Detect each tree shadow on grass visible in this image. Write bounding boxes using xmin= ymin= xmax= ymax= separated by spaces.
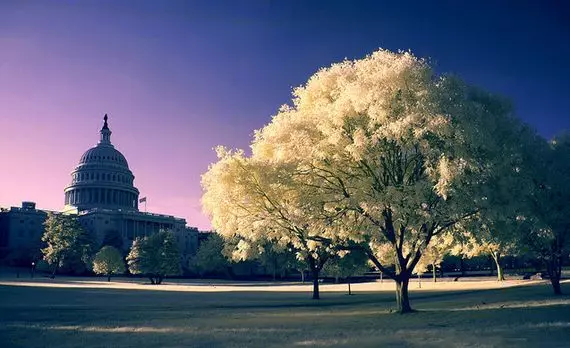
xmin=1 ymin=282 xmax=569 ymax=348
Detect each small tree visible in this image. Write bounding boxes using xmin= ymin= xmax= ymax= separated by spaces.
xmin=93 ymin=246 xmax=125 ymax=281
xmin=417 ymin=233 xmax=455 ymax=282
xmin=126 ymin=230 xmax=181 ymax=284
xmin=41 ymin=213 xmax=95 ymax=277
xmin=256 ymin=243 xmax=301 ymax=281
xmin=189 ymin=233 xmax=231 ymax=277
xmin=323 ymin=250 xmax=369 ymax=295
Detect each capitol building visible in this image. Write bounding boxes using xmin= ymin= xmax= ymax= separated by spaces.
xmin=0 ymin=115 xmax=199 ymax=264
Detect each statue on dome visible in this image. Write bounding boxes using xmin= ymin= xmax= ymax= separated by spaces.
xmin=103 ymin=114 xmax=109 ymax=129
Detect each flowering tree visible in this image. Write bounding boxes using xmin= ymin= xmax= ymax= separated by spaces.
xmin=203 ymin=49 xmax=528 ymax=312
xmin=250 ymin=50 xmax=529 ymax=312
xmin=202 ymin=150 xmax=335 ymax=299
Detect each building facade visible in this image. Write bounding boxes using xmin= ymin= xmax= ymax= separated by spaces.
xmin=0 ymin=202 xmax=52 ymax=261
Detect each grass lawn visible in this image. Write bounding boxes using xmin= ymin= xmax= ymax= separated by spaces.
xmin=0 ymin=276 xmax=568 ymax=347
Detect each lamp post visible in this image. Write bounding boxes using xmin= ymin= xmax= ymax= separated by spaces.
xmin=31 ymin=261 xmax=36 ymax=278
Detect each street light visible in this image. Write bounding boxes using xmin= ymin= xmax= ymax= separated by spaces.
xmin=31 ymin=261 xmax=36 ymax=278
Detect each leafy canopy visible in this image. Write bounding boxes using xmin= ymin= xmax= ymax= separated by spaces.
xmin=189 ymin=233 xmax=231 ymax=276
xmin=202 ymin=49 xmax=531 ymax=310
xmin=93 ymin=246 xmax=125 ymax=278
xmin=126 ymin=230 xmax=181 ymax=284
xmin=41 ymin=213 xmax=95 ymax=274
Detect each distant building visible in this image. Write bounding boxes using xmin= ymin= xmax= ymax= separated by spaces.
xmin=0 ymin=202 xmax=53 ymax=261
xmin=1 ymin=115 xmax=199 ymax=266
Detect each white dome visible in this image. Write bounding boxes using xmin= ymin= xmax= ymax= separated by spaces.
xmin=64 ymin=115 xmax=140 ymax=212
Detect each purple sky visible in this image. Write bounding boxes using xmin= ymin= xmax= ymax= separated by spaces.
xmin=1 ymin=1 xmax=569 ymax=230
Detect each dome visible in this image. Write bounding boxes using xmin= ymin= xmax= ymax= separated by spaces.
xmin=79 ymin=145 xmax=129 ymax=168
xmin=64 ymin=115 xmax=140 ymax=212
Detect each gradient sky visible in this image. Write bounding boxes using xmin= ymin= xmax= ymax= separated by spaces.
xmin=1 ymin=0 xmax=569 ymax=230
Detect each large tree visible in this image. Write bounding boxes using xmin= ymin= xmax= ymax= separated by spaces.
xmin=214 ymin=49 xmax=529 ymax=313
xmin=126 ymin=230 xmax=181 ymax=284
xmin=41 ymin=213 xmax=95 ymax=277
xmin=93 ymin=246 xmax=125 ymax=282
xmin=520 ymin=134 xmax=570 ymax=295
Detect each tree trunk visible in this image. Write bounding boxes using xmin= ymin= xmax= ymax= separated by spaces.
xmin=460 ymin=258 xmax=466 ymax=277
xmin=347 ymin=277 xmax=352 ymax=295
xmin=395 ymin=276 xmax=413 ymax=314
xmin=51 ymin=258 xmax=59 ymax=279
xmin=432 ymin=265 xmax=437 ymax=283
xmin=300 ymin=270 xmax=305 ymax=283
xmin=547 ymin=258 xmax=563 ymax=295
xmin=550 ymin=276 xmax=562 ymax=295
xmin=491 ymin=252 xmax=505 ymax=281
xmin=272 ymin=258 xmax=277 ymax=281
xmin=107 ymin=274 xmax=111 ymax=282
xmin=311 ymin=269 xmax=320 ymax=300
